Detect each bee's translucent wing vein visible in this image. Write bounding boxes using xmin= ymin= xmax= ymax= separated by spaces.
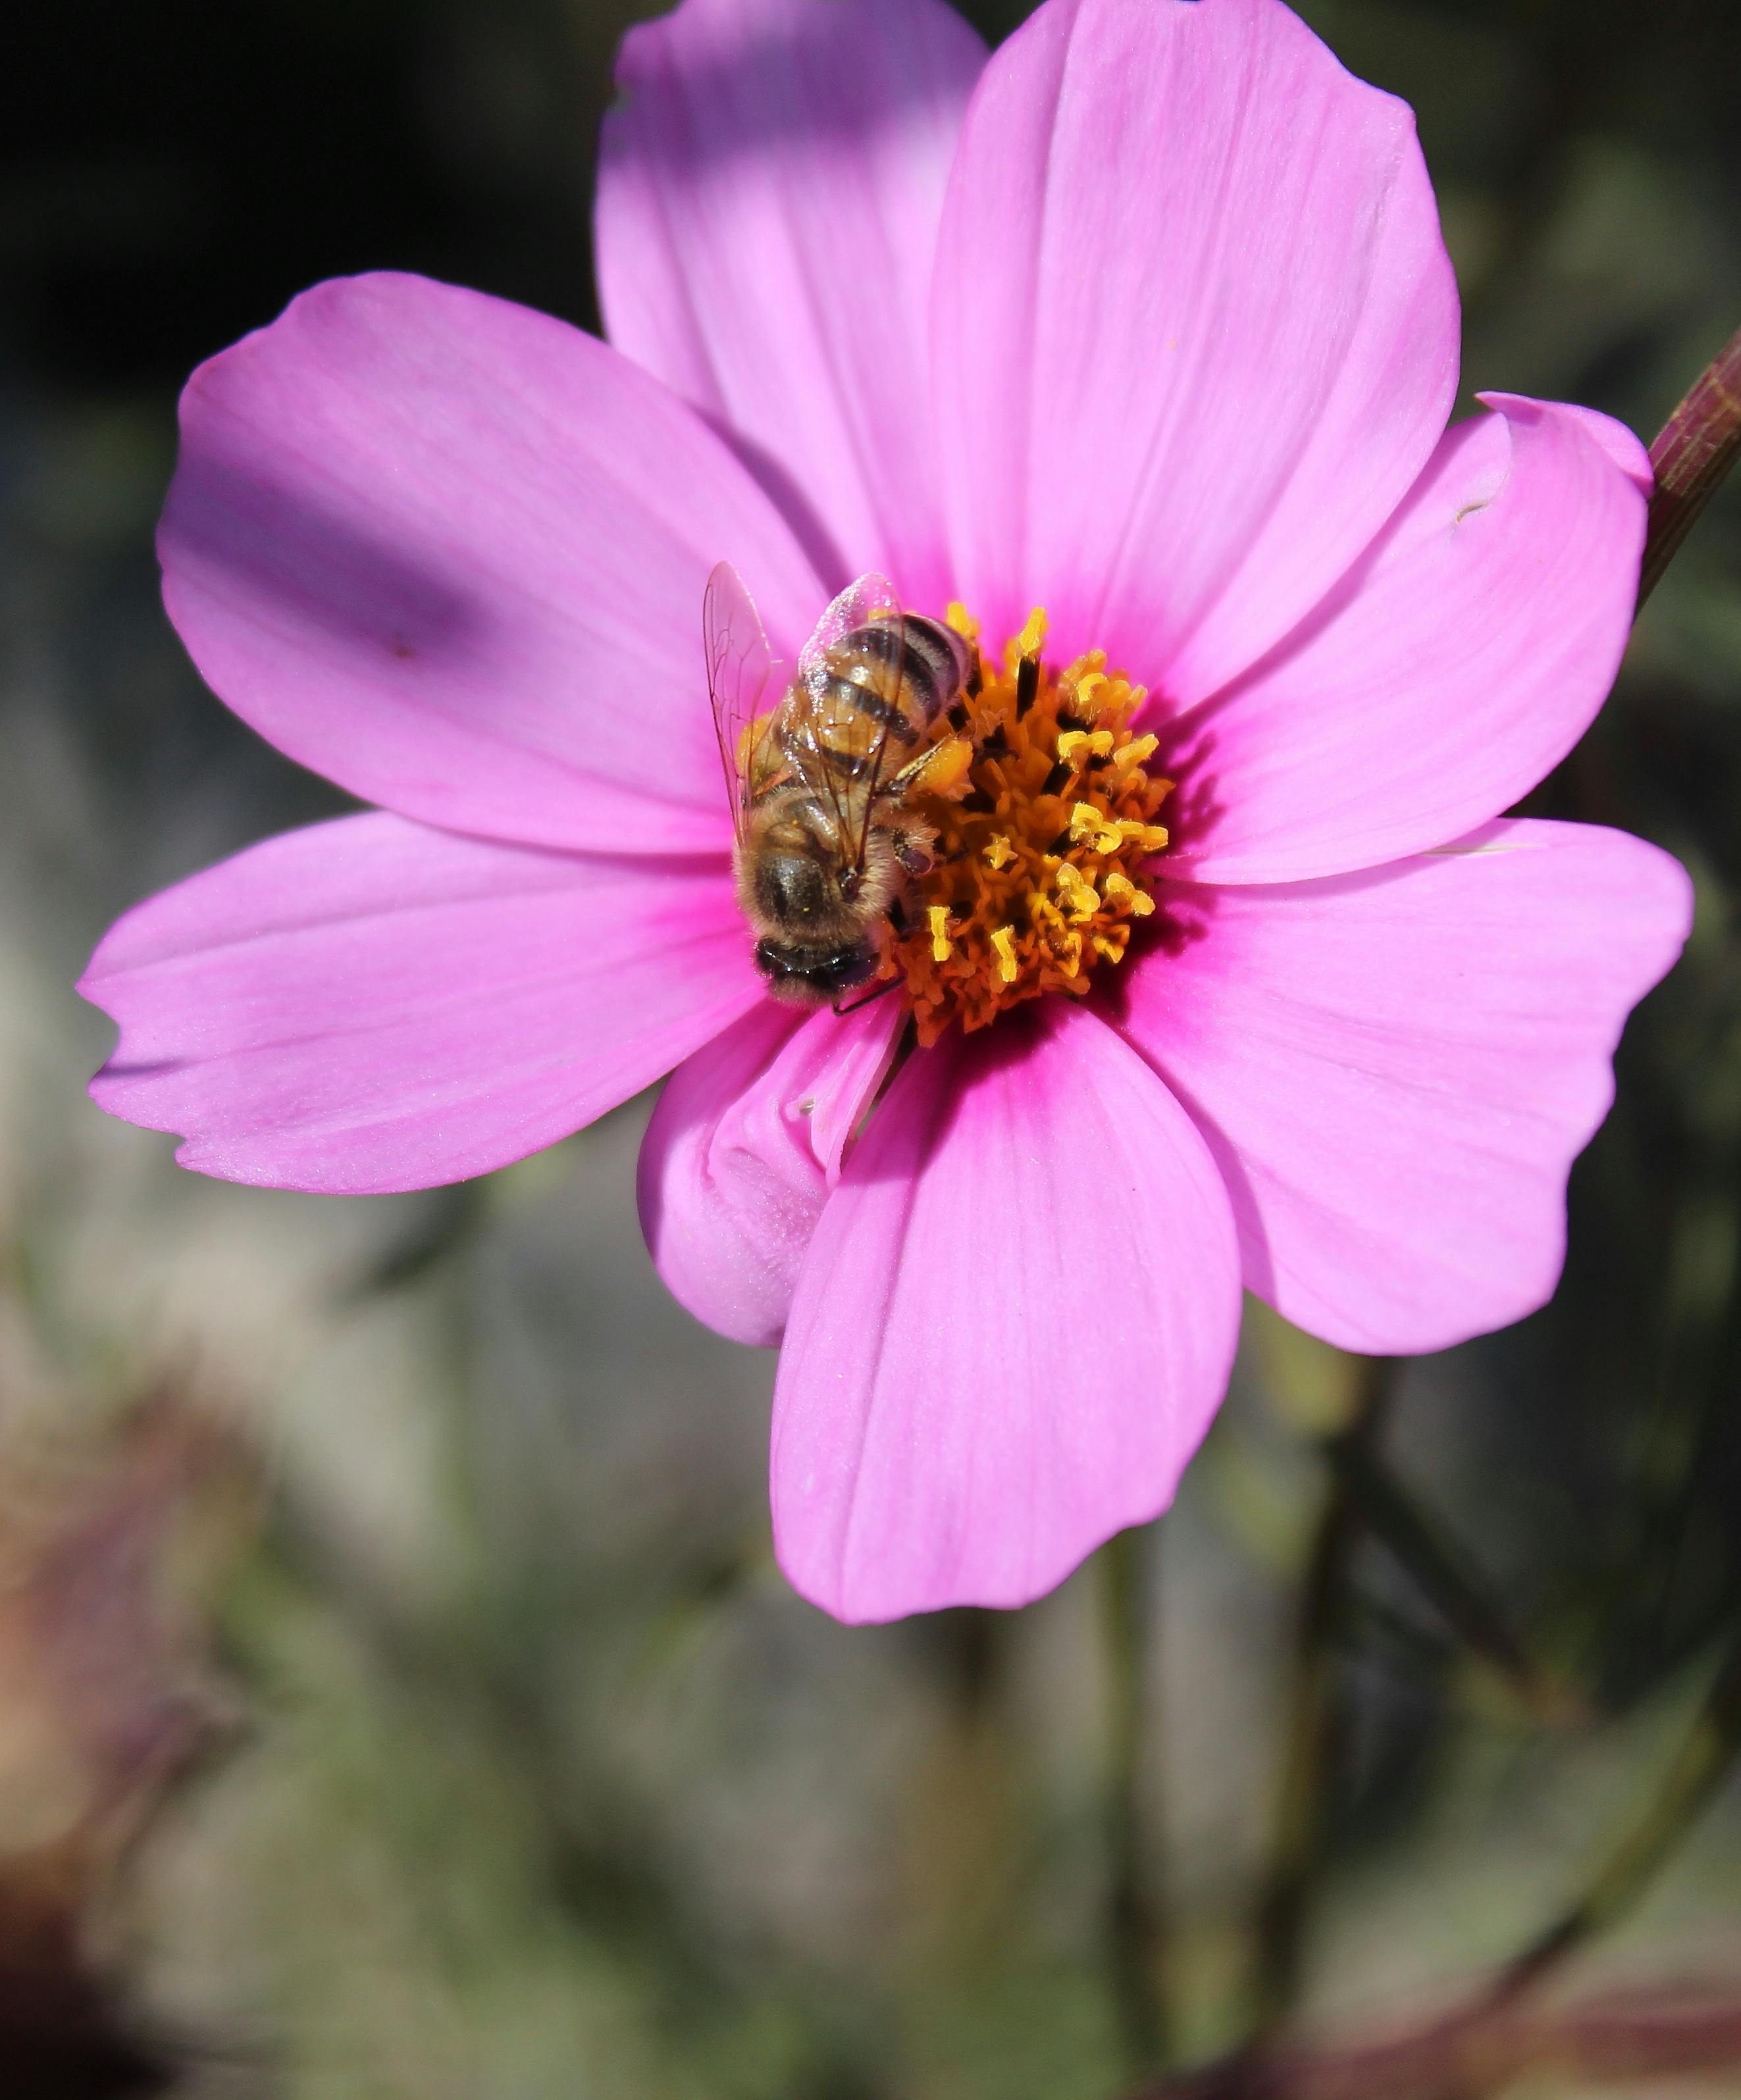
xmin=702 ymin=560 xmax=777 ymax=848
xmin=797 ymin=573 xmax=906 ymax=875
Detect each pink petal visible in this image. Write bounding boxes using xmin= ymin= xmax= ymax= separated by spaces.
xmin=1115 ymin=821 xmax=1693 ymax=1354
xmin=598 ymin=0 xmax=986 ymax=603
xmin=771 ymin=1006 xmax=1242 ymax=1623
xmin=933 ymin=0 xmax=1458 ymax=698
xmin=161 ymin=272 xmax=825 ymax=856
xmin=1163 ymin=397 xmax=1650 ymax=882
xmin=80 ymin=813 xmax=763 ymax=1194
xmin=637 ymin=992 xmax=904 ymax=1347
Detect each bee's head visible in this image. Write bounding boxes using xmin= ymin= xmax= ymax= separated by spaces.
xmin=751 ymin=851 xmax=842 ymax=929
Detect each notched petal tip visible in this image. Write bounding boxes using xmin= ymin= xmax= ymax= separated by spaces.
xmin=1477 ymin=388 xmax=1654 ymax=498
xmin=79 ymin=813 xmax=762 ymax=1197
xmin=1162 ymin=390 xmax=1655 ymax=884
xmin=1120 ymin=819 xmax=1694 ymax=1359
xmin=770 ymin=1007 xmax=1241 ymax=1623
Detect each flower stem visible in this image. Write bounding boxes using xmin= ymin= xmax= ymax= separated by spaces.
xmin=1122 ymin=1987 xmax=1741 ymax=2100
xmin=1249 ymin=1358 xmax=1396 ymax=2036
xmin=1326 ymin=1433 xmax=1584 ymax=1728
xmin=1638 ymin=319 xmax=1741 ymax=607
xmin=1484 ymin=1612 xmax=1741 ymax=2009
xmin=1103 ymin=1522 xmax=1170 ymax=2078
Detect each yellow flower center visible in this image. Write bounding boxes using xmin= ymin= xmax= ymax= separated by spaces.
xmin=887 ymin=607 xmax=1172 ymax=1046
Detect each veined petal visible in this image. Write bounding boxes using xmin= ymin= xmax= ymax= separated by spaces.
xmin=1116 ymin=821 xmax=1693 ymax=1355
xmin=1164 ymin=398 xmax=1651 ymax=883
xmin=771 ymin=1004 xmax=1241 ymax=1623
xmin=160 ymin=272 xmax=824 ymax=856
xmin=934 ymin=0 xmax=1457 ymax=701
xmin=637 ymin=992 xmax=904 ymax=1347
xmin=599 ymin=0 xmax=987 ymax=603
xmin=80 ymin=813 xmax=763 ymax=1194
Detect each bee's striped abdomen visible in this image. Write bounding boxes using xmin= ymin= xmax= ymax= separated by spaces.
xmin=800 ymin=615 xmax=970 ymax=782
xmin=855 ymin=615 xmax=970 ymax=728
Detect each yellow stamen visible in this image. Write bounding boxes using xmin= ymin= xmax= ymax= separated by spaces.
xmin=1101 ymin=871 xmax=1158 ymax=919
xmin=1055 ymin=863 xmax=1101 ymax=921
xmin=1008 ymin=607 xmax=1049 ymax=667
xmin=878 ymin=607 xmax=1174 ymax=1044
xmin=1124 ymin=821 xmax=1170 ymax=853
xmin=1068 ymin=801 xmax=1125 ymax=854
xmin=1057 ymin=727 xmax=1116 ymax=766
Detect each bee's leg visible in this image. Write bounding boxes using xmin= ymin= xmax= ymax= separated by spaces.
xmin=885 ymin=734 xmax=974 ymax=802
xmin=889 ymin=825 xmax=936 ymax=876
xmin=833 ymin=975 xmax=903 ymax=1019
xmin=888 ymin=895 xmax=910 ymax=935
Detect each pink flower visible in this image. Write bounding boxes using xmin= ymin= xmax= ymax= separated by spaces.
xmin=80 ymin=0 xmax=1690 ymax=1622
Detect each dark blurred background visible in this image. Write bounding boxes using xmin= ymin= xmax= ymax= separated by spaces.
xmin=1 ymin=3 xmax=1740 ymax=2096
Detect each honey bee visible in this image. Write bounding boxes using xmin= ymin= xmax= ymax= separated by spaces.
xmin=705 ymin=563 xmax=974 ymax=1003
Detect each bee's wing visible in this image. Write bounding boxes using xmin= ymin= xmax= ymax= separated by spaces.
xmin=797 ymin=572 xmax=907 ymax=874
xmin=798 ymin=572 xmax=902 ymax=692
xmin=703 ymin=560 xmax=778 ymax=847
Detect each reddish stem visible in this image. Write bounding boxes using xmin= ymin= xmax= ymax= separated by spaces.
xmin=1640 ymin=320 xmax=1741 ymax=606
xmin=1129 ymin=1989 xmax=1741 ymax=2100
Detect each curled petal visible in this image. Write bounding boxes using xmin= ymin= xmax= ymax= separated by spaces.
xmin=160 ymin=272 xmax=823 ymax=856
xmin=1116 ymin=821 xmax=1694 ymax=1354
xmin=772 ymin=1005 xmax=1241 ymax=1622
xmin=935 ymin=0 xmax=1458 ymax=700
xmin=1164 ymin=397 xmax=1651 ymax=882
xmin=600 ymin=0 xmax=986 ymax=602
xmin=81 ymin=814 xmax=762 ymax=1194
xmin=637 ymin=991 xmax=905 ymax=1347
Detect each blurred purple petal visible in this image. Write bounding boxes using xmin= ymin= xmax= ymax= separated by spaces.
xmin=599 ymin=0 xmax=985 ymax=603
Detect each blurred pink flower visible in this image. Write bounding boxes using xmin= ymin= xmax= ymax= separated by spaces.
xmin=81 ymin=0 xmax=1690 ymax=1622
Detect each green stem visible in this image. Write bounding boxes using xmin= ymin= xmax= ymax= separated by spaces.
xmin=1249 ymin=1358 xmax=1395 ymax=2036
xmin=1328 ymin=1435 xmax=1583 ymax=1726
xmin=1638 ymin=319 xmax=1741 ymax=607
xmin=1103 ymin=1523 xmax=1170 ymax=2077
xmin=1486 ymin=1614 xmax=1741 ymax=2008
